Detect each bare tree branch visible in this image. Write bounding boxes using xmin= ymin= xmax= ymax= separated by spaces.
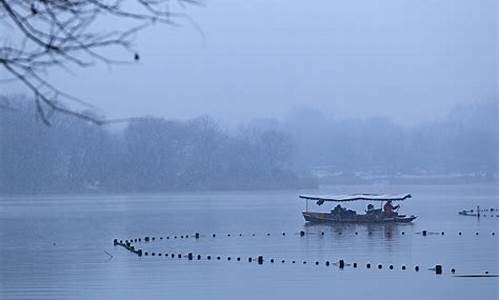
xmin=0 ymin=0 xmax=202 ymax=125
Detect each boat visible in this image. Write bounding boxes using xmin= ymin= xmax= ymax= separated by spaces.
xmin=458 ymin=210 xmax=480 ymax=217
xmin=300 ymin=193 xmax=417 ymax=223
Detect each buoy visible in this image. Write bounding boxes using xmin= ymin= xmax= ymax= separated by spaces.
xmin=353 ymin=262 xmax=357 ymax=268
xmin=197 ymin=255 xmax=201 ymax=260
xmin=339 ymin=260 xmax=345 ymax=269
xmin=355 ymin=232 xmax=358 ymax=235
xmin=476 ymin=232 xmax=479 ymax=235
xmin=252 ymin=234 xmax=255 ymax=236
xmin=239 ymin=233 xmax=242 ymax=236
xmin=282 ymin=232 xmax=286 ymax=236
xmin=227 ymin=257 xmax=231 ymax=261
xmin=300 ymin=231 xmax=305 ymax=237
xmin=326 ymin=261 xmax=330 ymax=266
xmin=217 ymin=256 xmax=221 ymax=260
xmin=281 ymin=260 xmax=285 ymax=263
xmin=178 ymin=254 xmax=181 ymax=258
xmin=402 ymin=265 xmax=406 ymax=270
xmin=166 ymin=237 xmax=169 ymax=239
xmin=212 ymin=234 xmax=216 ymax=238
xmin=258 ymin=256 xmax=263 ymax=264
xmin=492 ymin=232 xmax=495 ymax=236
xmin=266 ymin=233 xmax=270 ymax=236
xmin=248 ymin=257 xmax=252 ymax=262
xmin=321 ymin=232 xmax=325 ymax=235
xmin=237 ymin=257 xmax=241 ymax=261
xmin=303 ymin=261 xmax=307 ymax=264
xmin=174 ymin=236 xmax=177 ymax=239
xmin=292 ymin=261 xmax=296 ymax=264
xmin=188 ymin=253 xmax=193 ymax=260
xmin=195 ymin=233 xmax=200 ymax=239
xmin=113 ymin=239 xmax=118 ymax=245
xmin=145 ymin=252 xmax=148 ymax=256
xmin=378 ymin=264 xmax=382 ymax=269
xmin=315 ymin=261 xmax=319 ymax=265
xmin=402 ymin=232 xmax=405 ymax=235
xmin=415 ymin=266 xmax=419 ymax=272
xmin=171 ymin=254 xmax=174 ymax=258
xmin=207 ymin=256 xmax=211 ymax=260
xmin=158 ymin=253 xmax=162 ymax=256
xmin=152 ymin=237 xmax=155 ymax=241
xmin=270 ymin=259 xmax=274 ymax=263
xmin=160 ymin=237 xmax=163 ymax=240
xmin=451 ymin=268 xmax=455 ymax=274
xmin=441 ymin=232 xmax=444 ymax=235
xmin=435 ymin=265 xmax=442 ymax=274
xmin=422 ymin=230 xmax=427 ymax=236
xmin=459 ymin=232 xmax=462 ymax=235
xmin=137 ymin=249 xmax=143 ymax=257
xmin=180 ymin=235 xmax=183 ymax=239
xmin=367 ymin=263 xmax=371 ymax=269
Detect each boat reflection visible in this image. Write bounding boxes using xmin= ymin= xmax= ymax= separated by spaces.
xmin=303 ymin=222 xmax=415 ymax=241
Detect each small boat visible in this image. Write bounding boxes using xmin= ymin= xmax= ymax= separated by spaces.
xmin=458 ymin=210 xmax=479 ymax=217
xmin=300 ymin=193 xmax=417 ymax=223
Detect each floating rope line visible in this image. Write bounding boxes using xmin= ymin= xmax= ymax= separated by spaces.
xmin=116 ymin=229 xmax=498 ymax=247
xmin=111 ymin=241 xmax=497 ymax=277
xmin=112 ymin=235 xmax=497 ymax=278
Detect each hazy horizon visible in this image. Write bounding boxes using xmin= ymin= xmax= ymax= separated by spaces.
xmin=2 ymin=0 xmax=498 ymax=127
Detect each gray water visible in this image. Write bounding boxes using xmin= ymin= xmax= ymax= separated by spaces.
xmin=0 ymin=183 xmax=498 ymax=299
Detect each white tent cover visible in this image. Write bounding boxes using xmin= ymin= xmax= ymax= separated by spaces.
xmin=299 ymin=193 xmax=412 ymax=202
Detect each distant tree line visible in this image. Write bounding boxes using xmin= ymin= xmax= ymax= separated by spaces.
xmin=284 ymin=99 xmax=498 ymax=178
xmin=0 ymin=97 xmax=497 ymax=194
xmin=0 ymin=97 xmax=315 ymax=194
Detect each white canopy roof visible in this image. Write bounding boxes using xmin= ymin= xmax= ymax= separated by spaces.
xmin=299 ymin=193 xmax=412 ymax=202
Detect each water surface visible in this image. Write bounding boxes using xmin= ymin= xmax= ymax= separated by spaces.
xmin=0 ymin=183 xmax=498 ymax=299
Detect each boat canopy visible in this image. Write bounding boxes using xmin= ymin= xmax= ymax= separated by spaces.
xmin=299 ymin=193 xmax=412 ymax=203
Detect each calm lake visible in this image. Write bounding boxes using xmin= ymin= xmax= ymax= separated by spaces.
xmin=0 ymin=183 xmax=498 ymax=299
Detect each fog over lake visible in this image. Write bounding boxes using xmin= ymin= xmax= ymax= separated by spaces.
xmin=0 ymin=0 xmax=498 ymax=299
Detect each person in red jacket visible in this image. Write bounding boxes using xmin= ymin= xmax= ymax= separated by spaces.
xmin=383 ymin=200 xmax=400 ymax=218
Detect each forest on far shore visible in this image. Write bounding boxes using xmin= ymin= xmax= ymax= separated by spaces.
xmin=0 ymin=97 xmax=497 ymax=194
xmin=0 ymin=97 xmax=316 ymax=193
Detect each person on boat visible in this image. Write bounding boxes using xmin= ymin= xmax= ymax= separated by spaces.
xmin=383 ymin=200 xmax=400 ymax=218
xmin=333 ymin=204 xmax=342 ymax=214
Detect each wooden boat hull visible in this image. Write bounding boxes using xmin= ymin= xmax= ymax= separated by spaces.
xmin=303 ymin=211 xmax=417 ymax=223
xmin=458 ymin=211 xmax=479 ymax=217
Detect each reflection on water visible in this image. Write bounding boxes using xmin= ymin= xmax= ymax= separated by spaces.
xmin=303 ymin=221 xmax=414 ymax=237
xmin=0 ymin=183 xmax=498 ymax=299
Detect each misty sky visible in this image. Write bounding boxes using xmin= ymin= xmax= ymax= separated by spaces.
xmin=7 ymin=0 xmax=500 ymax=126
